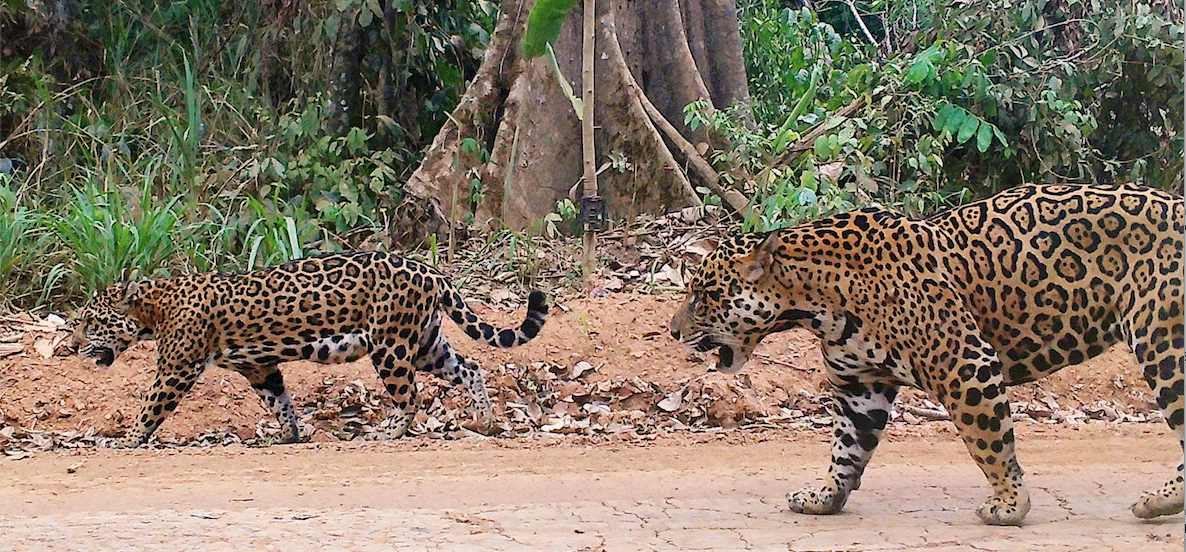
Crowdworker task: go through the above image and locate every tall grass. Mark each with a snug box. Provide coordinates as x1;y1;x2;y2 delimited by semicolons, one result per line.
49;181;188;298
0;179;53;308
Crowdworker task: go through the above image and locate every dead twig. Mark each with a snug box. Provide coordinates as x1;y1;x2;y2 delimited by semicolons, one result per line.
752;352;807;371
898;403;950;421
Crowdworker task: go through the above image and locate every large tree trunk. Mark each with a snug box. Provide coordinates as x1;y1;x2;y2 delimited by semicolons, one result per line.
406;0;750;232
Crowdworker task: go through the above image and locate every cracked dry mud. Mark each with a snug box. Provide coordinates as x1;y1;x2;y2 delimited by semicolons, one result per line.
2;423;1182;551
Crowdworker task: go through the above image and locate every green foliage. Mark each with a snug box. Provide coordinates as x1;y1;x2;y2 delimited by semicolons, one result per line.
686;100;860;232
543;198;578;238
729;0;1182;228
741;5;862;126
523;0;579;58
256;104;402;232
0;179;48;307
459;137;490;207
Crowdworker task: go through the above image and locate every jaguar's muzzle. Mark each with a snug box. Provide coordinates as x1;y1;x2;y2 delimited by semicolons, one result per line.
89;347;116;367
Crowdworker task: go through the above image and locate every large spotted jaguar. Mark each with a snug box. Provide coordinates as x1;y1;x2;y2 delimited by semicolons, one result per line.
670;184;1183;525
72;251;549;447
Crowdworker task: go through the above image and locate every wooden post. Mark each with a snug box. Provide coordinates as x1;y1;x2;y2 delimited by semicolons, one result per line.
580;0;597;288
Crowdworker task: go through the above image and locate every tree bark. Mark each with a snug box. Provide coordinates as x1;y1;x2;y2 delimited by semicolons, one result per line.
405;0;751;232
327;6;364;135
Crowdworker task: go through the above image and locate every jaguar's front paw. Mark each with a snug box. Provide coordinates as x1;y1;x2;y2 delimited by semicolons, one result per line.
976;493;1030;526
109;435;143;449
278;425;303;444
788;485;848;515
387;414;411;438
1131;484;1184;519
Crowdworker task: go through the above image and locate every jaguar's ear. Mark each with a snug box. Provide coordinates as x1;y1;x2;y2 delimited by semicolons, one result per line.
737;233;780;283
682;237;720;264
116;281;142;311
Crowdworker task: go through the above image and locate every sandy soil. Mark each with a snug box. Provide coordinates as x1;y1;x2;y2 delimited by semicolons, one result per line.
2;424;1182;551
1;292;1181;550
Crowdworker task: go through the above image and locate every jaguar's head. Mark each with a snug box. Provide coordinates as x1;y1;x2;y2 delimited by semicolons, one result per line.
670;210;906;375
669;232;796;374
71;282;154;368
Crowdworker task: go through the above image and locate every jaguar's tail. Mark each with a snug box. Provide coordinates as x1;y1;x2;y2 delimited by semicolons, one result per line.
442;289;548;348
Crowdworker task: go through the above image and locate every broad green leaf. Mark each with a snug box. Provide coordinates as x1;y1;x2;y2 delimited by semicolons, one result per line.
933;103;956;132
957;115;980;144
992;125;1009;147
799;170;817;191
460;137;482;154
523;0;580;58
813;135;830;158
943;106;967;136
976;122;993;152
904;58;934;84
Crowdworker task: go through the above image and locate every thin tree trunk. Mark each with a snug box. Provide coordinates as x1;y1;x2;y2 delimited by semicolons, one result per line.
327;6;364;134
580;0;597;286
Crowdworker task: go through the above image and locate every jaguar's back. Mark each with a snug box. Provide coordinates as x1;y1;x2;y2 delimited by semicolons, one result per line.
930;184;1184;387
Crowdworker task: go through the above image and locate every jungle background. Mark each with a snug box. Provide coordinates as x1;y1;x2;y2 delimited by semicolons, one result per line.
0;0;1182;311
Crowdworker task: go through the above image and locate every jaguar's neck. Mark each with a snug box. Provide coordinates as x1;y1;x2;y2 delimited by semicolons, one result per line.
126;279;175;329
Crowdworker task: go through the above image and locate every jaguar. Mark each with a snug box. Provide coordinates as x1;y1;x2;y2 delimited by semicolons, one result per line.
72;251;549;447
670;183;1183;525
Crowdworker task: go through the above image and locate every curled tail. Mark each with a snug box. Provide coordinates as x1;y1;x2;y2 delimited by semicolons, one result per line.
443;289;548;347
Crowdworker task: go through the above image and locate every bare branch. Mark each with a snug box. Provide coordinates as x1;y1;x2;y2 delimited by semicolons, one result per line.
846;0;880;53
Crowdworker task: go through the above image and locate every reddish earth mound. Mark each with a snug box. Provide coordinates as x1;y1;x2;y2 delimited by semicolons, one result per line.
0;293;1162;449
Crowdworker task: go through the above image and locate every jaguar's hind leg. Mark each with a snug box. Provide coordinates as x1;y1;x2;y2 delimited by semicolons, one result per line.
415;314;494;432
237;364;301;444
935;351;1030;526
371;346;418;438
1129;316;1185;518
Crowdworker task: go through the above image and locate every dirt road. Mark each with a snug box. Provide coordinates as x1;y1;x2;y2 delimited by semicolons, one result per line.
1;423;1181;551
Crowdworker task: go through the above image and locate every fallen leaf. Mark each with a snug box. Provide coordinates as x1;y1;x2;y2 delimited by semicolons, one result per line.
44;314;67;328
526;401;544;424
34;338;55;358
571;361;594;379
657;390;683;412
540;417;567;432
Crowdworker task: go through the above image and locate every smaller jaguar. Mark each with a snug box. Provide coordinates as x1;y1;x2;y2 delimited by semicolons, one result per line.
72;251;549;447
